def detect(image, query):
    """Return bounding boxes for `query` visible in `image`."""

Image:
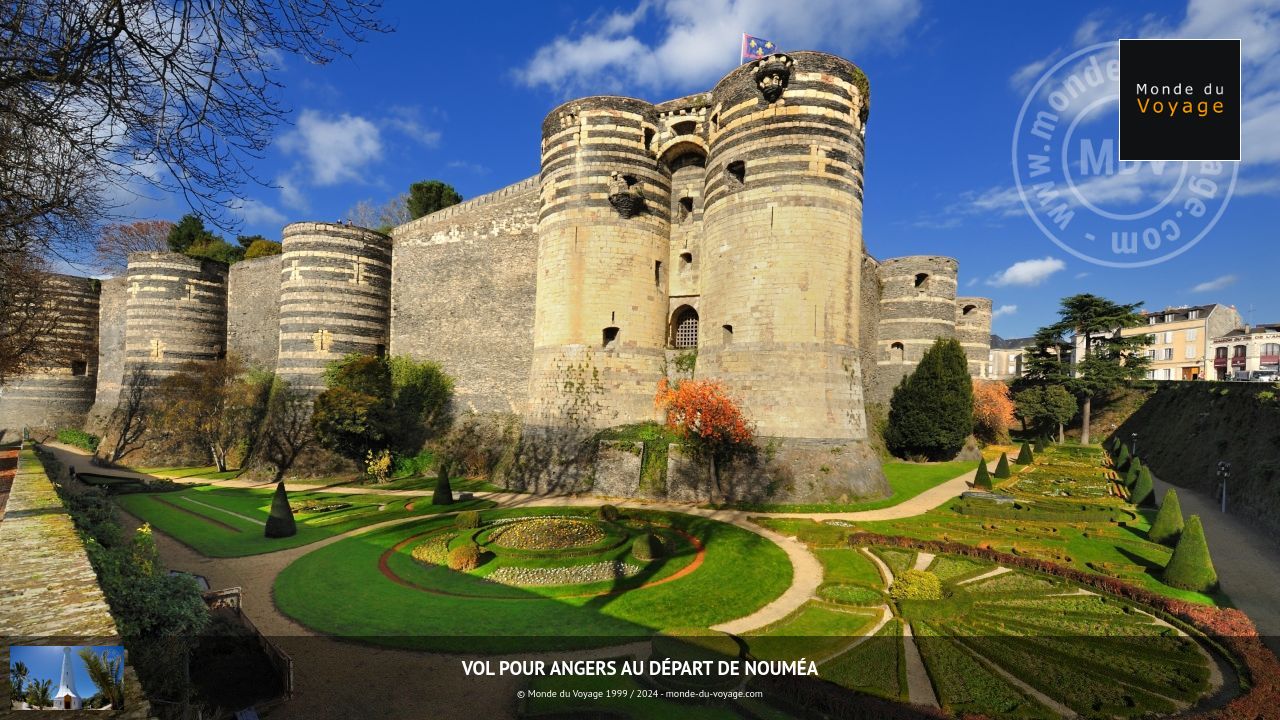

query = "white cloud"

[275,173,308,212]
[446,160,490,175]
[517,0,922,94]
[384,105,442,148]
[232,198,287,226]
[1191,274,1237,293]
[992,304,1018,318]
[987,257,1066,287]
[1075,271,1090,279]
[279,109,383,186]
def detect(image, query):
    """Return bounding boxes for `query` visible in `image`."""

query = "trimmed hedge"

[632,532,664,561]
[1015,441,1034,465]
[1149,489,1184,546]
[1163,515,1217,592]
[56,428,100,453]
[1132,466,1155,507]
[889,569,942,600]
[447,543,482,571]
[993,452,1011,479]
[432,464,454,506]
[264,481,297,538]
[598,504,620,522]
[973,459,993,490]
[455,510,481,529]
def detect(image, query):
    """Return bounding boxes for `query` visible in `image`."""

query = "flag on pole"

[741,34,777,64]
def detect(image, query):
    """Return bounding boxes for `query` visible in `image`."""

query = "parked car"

[1250,370,1278,382]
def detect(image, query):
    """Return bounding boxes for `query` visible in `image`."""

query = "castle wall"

[227,254,282,372]
[277,223,392,394]
[525,96,672,429]
[956,296,993,378]
[87,277,128,429]
[870,255,958,404]
[390,178,540,414]
[697,52,871,441]
[0,275,100,434]
[124,252,228,379]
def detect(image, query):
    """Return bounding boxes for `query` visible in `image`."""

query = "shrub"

[632,532,665,561]
[455,510,481,529]
[447,543,482,572]
[392,449,435,478]
[264,482,297,538]
[598,504,620,521]
[972,459,993,490]
[889,569,942,601]
[1149,489,1184,546]
[1033,434,1051,452]
[411,534,452,565]
[243,239,282,259]
[972,379,1015,443]
[993,452,1011,478]
[56,428,100,453]
[1015,441,1033,465]
[1115,443,1131,471]
[1163,515,1217,592]
[1131,466,1154,506]
[1125,458,1142,488]
[432,462,454,506]
[885,338,974,460]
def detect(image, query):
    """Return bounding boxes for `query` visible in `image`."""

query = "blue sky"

[10,645,125,700]
[98,0,1280,338]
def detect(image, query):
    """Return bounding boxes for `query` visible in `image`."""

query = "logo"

[1012,42,1238,268]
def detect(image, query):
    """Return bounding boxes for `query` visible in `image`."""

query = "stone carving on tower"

[754,54,793,102]
[607,171,645,218]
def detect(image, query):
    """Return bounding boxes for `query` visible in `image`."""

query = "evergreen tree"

[1131,466,1154,506]
[994,452,1011,479]
[167,213,216,252]
[432,460,454,505]
[1149,489,1184,546]
[1016,441,1034,464]
[264,481,297,538]
[406,180,462,219]
[1163,515,1217,592]
[973,458,993,490]
[885,338,974,461]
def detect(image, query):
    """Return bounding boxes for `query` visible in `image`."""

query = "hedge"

[973,459,993,491]
[264,481,297,538]
[1163,516,1218,592]
[993,452,1011,479]
[1149,489,1184,546]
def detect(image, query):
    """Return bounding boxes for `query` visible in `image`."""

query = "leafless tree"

[104,363,153,463]
[0,252,71,384]
[0,0,390,258]
[93,220,173,274]
[260,380,315,482]
[345,192,410,231]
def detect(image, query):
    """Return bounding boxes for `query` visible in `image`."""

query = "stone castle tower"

[0,52,991,502]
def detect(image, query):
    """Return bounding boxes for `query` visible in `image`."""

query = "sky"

[10,645,125,701]
[92,0,1280,338]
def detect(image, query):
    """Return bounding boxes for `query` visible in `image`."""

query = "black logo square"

[1119,39,1240,161]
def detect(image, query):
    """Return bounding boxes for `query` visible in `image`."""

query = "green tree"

[1162,515,1217,591]
[993,452,1011,478]
[406,180,462,219]
[1149,488,1184,545]
[1015,441,1033,465]
[885,338,974,460]
[77,648,124,710]
[236,233,268,248]
[973,458,993,490]
[260,380,315,483]
[1131,466,1154,506]
[244,239,282,259]
[388,355,455,450]
[167,213,219,253]
[151,356,268,471]
[26,677,53,710]
[264,481,297,538]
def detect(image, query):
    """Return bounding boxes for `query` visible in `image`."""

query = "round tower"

[871,255,959,401]
[124,252,228,379]
[277,222,392,394]
[956,297,993,378]
[696,52,871,440]
[525,96,671,429]
[0,274,99,432]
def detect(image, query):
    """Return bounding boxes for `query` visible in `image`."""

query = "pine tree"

[1163,515,1217,592]
[973,459,993,490]
[1016,441,1034,465]
[885,338,974,460]
[1149,489,1184,546]
[432,461,454,505]
[1131,466,1154,506]
[994,452,1011,479]
[264,481,297,538]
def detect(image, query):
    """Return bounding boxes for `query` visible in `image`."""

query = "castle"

[0,52,991,502]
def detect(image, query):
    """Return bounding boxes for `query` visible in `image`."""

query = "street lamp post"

[1131,432,1138,457]
[1217,461,1231,513]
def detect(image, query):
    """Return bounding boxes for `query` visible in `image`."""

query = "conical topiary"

[264,481,297,538]
[1115,443,1131,471]
[1016,441,1034,465]
[1125,458,1143,488]
[632,532,665,561]
[432,461,454,505]
[1034,434,1051,452]
[1149,489,1184,546]
[973,459,993,490]
[1131,466,1154,507]
[1163,515,1217,592]
[993,452,1011,479]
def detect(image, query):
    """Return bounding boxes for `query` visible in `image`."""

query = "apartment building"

[1209,323,1280,380]
[988,335,1036,380]
[1072,303,1243,381]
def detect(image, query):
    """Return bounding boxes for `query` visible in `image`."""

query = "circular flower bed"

[487,517,606,550]
[487,561,642,586]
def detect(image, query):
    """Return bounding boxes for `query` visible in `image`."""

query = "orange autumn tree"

[654,378,754,488]
[972,379,1015,444]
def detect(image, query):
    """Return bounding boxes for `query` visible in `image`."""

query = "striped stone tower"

[277,222,393,395]
[123,252,228,379]
[956,297,993,378]
[872,255,959,402]
[0,274,100,432]
[524,96,671,429]
[696,51,872,440]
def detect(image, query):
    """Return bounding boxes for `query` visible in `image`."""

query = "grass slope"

[715,461,972,513]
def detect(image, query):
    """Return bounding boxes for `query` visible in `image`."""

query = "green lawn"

[273,507,792,653]
[115,485,492,557]
[712,461,973,513]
